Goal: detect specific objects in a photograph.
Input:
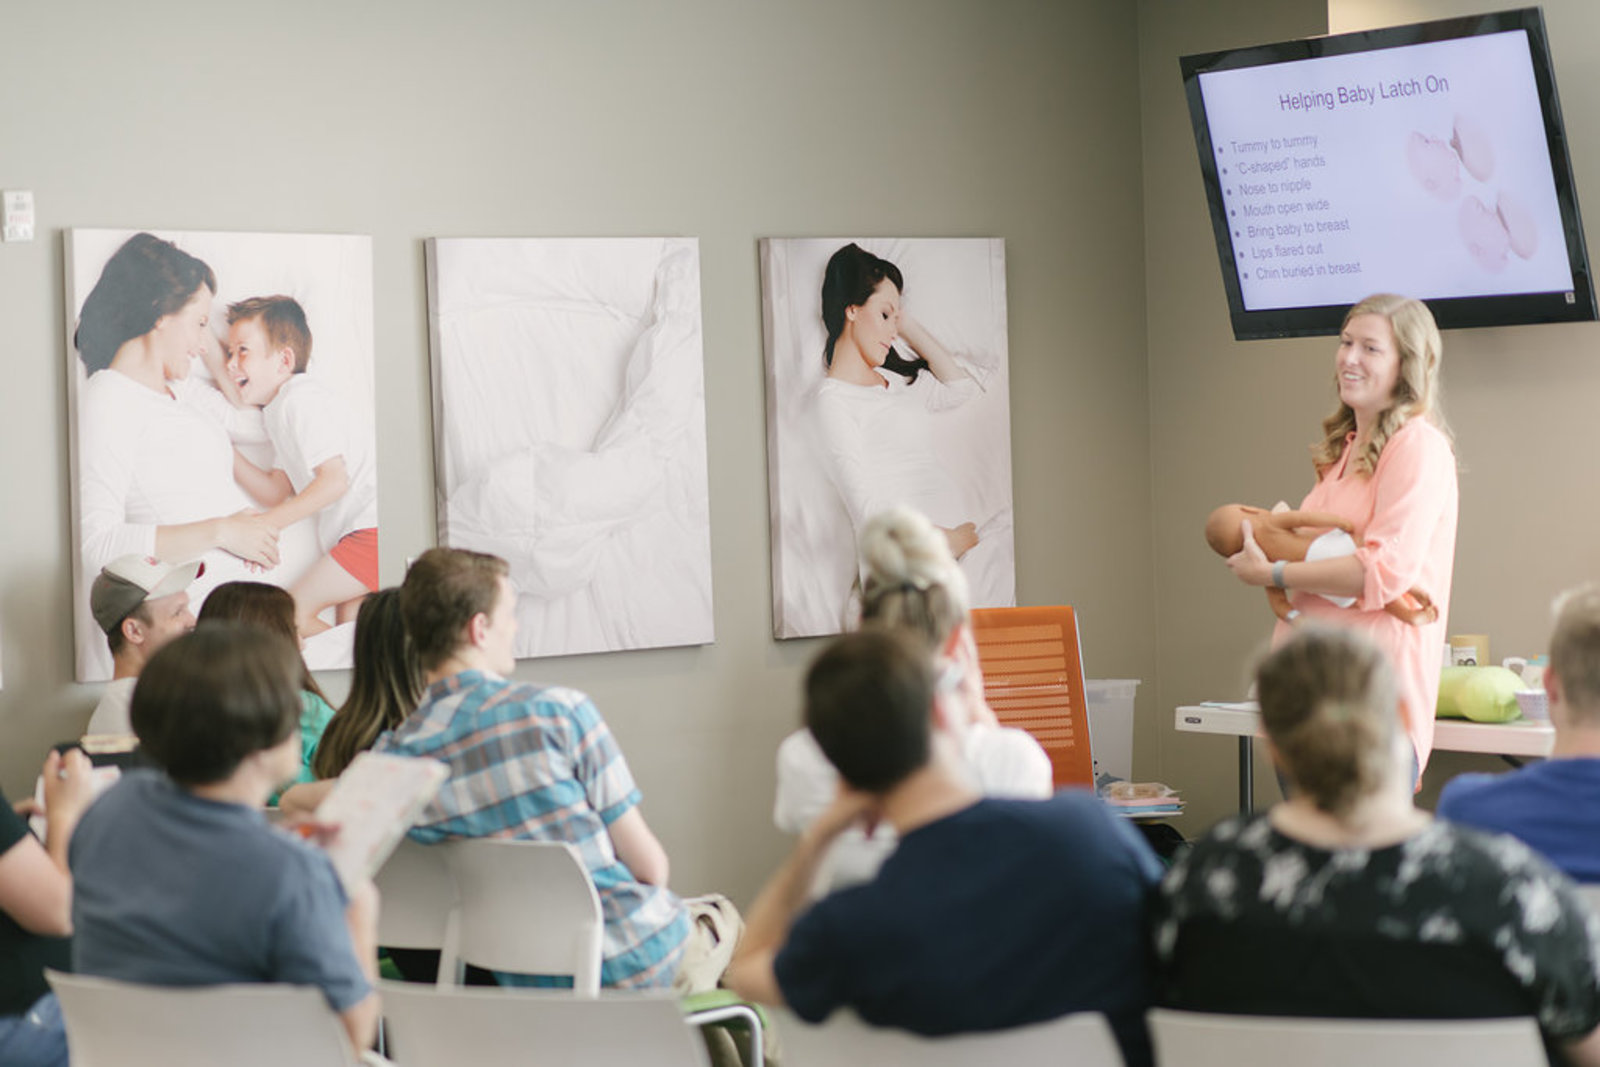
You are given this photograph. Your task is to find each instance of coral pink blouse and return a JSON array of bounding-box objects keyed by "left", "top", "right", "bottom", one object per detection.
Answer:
[{"left": 1271, "top": 417, "right": 1459, "bottom": 774}]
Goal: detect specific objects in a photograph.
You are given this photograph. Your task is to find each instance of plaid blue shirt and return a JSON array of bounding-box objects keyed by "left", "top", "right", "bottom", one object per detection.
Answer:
[{"left": 374, "top": 670, "right": 688, "bottom": 988}]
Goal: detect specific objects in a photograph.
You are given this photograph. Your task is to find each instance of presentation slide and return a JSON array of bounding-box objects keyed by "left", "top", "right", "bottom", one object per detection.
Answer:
[{"left": 1199, "top": 30, "right": 1573, "bottom": 311}]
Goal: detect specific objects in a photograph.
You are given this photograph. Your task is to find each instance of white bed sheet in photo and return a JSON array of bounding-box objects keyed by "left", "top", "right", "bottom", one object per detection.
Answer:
[
  {"left": 761, "top": 238, "right": 1016, "bottom": 639},
  {"left": 67, "top": 229, "right": 375, "bottom": 681},
  {"left": 429, "top": 237, "right": 714, "bottom": 658}
]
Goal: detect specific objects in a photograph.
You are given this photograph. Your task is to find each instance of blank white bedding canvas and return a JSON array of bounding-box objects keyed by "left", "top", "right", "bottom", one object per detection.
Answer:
[
  {"left": 426, "top": 237, "right": 714, "bottom": 658},
  {"left": 761, "top": 238, "right": 1016, "bottom": 639}
]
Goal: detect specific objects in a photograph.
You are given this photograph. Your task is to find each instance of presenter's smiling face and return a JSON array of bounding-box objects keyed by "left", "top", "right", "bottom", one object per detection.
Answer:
[
  {"left": 846, "top": 279, "right": 902, "bottom": 367},
  {"left": 1336, "top": 312, "right": 1400, "bottom": 424},
  {"left": 156, "top": 285, "right": 214, "bottom": 381}
]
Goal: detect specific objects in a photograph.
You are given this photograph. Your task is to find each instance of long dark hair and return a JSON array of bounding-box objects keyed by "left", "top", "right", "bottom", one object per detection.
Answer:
[
  {"left": 74, "top": 233, "right": 217, "bottom": 374},
  {"left": 312, "top": 588, "right": 423, "bottom": 779},
  {"left": 197, "top": 581, "right": 329, "bottom": 704},
  {"left": 821, "top": 243, "right": 927, "bottom": 384}
]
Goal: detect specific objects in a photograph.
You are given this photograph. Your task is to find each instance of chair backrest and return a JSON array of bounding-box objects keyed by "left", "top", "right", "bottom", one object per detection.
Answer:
[
  {"left": 445, "top": 838, "right": 604, "bottom": 995},
  {"left": 374, "top": 837, "right": 460, "bottom": 952},
  {"left": 775, "top": 1007, "right": 1121, "bottom": 1067},
  {"left": 969, "top": 605, "right": 1094, "bottom": 788},
  {"left": 1148, "top": 1008, "right": 1546, "bottom": 1067},
  {"left": 379, "top": 980, "right": 708, "bottom": 1067},
  {"left": 47, "top": 969, "right": 356, "bottom": 1067}
]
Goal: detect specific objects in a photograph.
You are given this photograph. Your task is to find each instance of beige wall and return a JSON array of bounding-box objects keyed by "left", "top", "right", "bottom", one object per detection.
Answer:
[
  {"left": 1139, "top": 0, "right": 1331, "bottom": 829},
  {"left": 0, "top": 0, "right": 1153, "bottom": 903},
  {"left": 1144, "top": 0, "right": 1600, "bottom": 825}
]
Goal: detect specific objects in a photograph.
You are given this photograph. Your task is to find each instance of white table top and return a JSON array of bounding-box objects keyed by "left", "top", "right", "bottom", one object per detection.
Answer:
[{"left": 1175, "top": 703, "right": 1555, "bottom": 758}]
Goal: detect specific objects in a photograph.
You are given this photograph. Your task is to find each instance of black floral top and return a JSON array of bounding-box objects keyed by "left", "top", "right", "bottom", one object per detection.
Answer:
[{"left": 1154, "top": 814, "right": 1600, "bottom": 1045}]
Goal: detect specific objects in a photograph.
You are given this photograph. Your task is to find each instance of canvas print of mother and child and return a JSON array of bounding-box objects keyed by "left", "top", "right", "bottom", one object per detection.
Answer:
[
  {"left": 65, "top": 229, "right": 377, "bottom": 682},
  {"left": 761, "top": 237, "right": 1017, "bottom": 638}
]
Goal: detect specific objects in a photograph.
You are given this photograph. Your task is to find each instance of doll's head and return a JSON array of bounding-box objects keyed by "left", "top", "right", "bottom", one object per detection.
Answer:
[{"left": 1205, "top": 503, "right": 1268, "bottom": 557}]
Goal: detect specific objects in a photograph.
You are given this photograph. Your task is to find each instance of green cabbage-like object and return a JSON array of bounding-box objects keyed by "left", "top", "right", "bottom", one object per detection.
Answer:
[{"left": 1436, "top": 665, "right": 1523, "bottom": 723}]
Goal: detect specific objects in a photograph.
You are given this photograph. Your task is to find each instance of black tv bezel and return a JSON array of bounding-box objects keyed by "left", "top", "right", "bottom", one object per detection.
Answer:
[{"left": 1180, "top": 7, "right": 1595, "bottom": 340}]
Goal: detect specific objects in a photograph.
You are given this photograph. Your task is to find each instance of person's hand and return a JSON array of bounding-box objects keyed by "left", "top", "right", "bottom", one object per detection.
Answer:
[
  {"left": 942, "top": 522, "right": 979, "bottom": 560},
  {"left": 217, "top": 511, "right": 280, "bottom": 568},
  {"left": 808, "top": 787, "right": 882, "bottom": 845},
  {"left": 1225, "top": 519, "right": 1273, "bottom": 587},
  {"left": 41, "top": 748, "right": 97, "bottom": 825}
]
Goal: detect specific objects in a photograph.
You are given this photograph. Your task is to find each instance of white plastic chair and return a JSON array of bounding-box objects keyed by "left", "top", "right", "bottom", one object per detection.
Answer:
[
  {"left": 379, "top": 980, "right": 708, "bottom": 1067},
  {"left": 444, "top": 838, "right": 603, "bottom": 994},
  {"left": 443, "top": 838, "right": 763, "bottom": 1065},
  {"left": 1148, "top": 1008, "right": 1546, "bottom": 1067},
  {"left": 775, "top": 1007, "right": 1122, "bottom": 1067},
  {"left": 47, "top": 969, "right": 362, "bottom": 1067},
  {"left": 374, "top": 837, "right": 461, "bottom": 987}
]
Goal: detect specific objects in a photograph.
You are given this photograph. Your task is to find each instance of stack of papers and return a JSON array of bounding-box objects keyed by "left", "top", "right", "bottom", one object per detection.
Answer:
[{"left": 1100, "top": 780, "right": 1184, "bottom": 817}]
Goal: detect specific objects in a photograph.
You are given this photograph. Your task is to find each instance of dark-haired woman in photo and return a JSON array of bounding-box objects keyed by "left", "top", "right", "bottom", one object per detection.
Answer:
[
  {"left": 198, "top": 581, "right": 334, "bottom": 789},
  {"left": 74, "top": 233, "right": 279, "bottom": 672},
  {"left": 1154, "top": 627, "right": 1600, "bottom": 1065},
  {"left": 812, "top": 243, "right": 984, "bottom": 566},
  {"left": 278, "top": 588, "right": 424, "bottom": 817}
]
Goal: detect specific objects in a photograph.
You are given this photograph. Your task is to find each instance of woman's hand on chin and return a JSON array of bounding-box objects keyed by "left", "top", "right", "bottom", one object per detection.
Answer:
[
  {"left": 217, "top": 510, "right": 280, "bottom": 568},
  {"left": 941, "top": 522, "right": 979, "bottom": 559}
]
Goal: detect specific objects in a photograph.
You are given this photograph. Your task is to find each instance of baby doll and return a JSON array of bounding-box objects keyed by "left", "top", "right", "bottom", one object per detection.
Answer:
[{"left": 1206, "top": 503, "right": 1437, "bottom": 625}]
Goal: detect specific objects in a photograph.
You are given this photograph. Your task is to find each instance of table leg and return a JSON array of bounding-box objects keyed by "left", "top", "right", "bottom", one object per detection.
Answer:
[{"left": 1238, "top": 735, "right": 1254, "bottom": 813}]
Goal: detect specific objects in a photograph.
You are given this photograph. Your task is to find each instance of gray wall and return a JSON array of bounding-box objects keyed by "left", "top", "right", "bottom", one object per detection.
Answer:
[
  {"left": 0, "top": 0, "right": 1153, "bottom": 903},
  {"left": 1139, "top": 0, "right": 1331, "bottom": 829}
]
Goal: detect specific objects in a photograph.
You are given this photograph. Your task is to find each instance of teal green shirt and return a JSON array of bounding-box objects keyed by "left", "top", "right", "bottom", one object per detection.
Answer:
[
  {"left": 267, "top": 689, "right": 337, "bottom": 806},
  {"left": 294, "top": 690, "right": 336, "bottom": 787}
]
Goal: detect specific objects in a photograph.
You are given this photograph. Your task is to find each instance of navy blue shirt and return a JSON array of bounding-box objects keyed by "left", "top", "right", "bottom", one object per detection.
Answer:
[
  {"left": 773, "top": 793, "right": 1161, "bottom": 1066},
  {"left": 69, "top": 771, "right": 370, "bottom": 1013},
  {"left": 0, "top": 781, "right": 70, "bottom": 1016},
  {"left": 1439, "top": 758, "right": 1600, "bottom": 883}
]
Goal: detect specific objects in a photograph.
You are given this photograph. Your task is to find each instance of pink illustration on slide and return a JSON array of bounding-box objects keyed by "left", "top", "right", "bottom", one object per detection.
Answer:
[
  {"left": 1406, "top": 132, "right": 1461, "bottom": 201},
  {"left": 1451, "top": 114, "right": 1496, "bottom": 183},
  {"left": 1498, "top": 189, "right": 1539, "bottom": 260},
  {"left": 1407, "top": 113, "right": 1538, "bottom": 271},
  {"left": 1459, "top": 195, "right": 1510, "bottom": 272}
]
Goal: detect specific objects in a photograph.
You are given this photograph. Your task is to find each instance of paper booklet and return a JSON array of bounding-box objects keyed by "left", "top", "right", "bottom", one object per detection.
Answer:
[
  {"left": 29, "top": 765, "right": 122, "bottom": 844},
  {"left": 312, "top": 752, "right": 450, "bottom": 892}
]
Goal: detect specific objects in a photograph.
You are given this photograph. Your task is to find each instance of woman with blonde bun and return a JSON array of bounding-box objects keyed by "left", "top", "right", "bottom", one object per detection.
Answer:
[
  {"left": 773, "top": 506, "right": 1051, "bottom": 895},
  {"left": 1154, "top": 627, "right": 1600, "bottom": 1061}
]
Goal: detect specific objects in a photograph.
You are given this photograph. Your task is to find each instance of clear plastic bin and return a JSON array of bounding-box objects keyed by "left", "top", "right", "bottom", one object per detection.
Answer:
[{"left": 1085, "top": 679, "right": 1140, "bottom": 781}]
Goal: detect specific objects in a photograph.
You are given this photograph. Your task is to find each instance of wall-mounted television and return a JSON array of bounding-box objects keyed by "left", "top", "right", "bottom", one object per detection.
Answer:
[{"left": 1181, "top": 7, "right": 1594, "bottom": 340}]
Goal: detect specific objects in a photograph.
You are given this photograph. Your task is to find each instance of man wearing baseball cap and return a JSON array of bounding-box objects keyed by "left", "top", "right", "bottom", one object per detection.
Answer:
[{"left": 84, "top": 555, "right": 202, "bottom": 736}]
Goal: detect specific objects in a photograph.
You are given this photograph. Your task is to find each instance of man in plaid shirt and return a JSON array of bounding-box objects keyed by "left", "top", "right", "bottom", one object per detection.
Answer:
[{"left": 376, "top": 547, "right": 737, "bottom": 990}]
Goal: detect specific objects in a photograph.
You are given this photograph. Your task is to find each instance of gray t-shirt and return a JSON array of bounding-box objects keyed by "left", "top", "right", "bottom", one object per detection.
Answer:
[{"left": 68, "top": 770, "right": 369, "bottom": 1012}]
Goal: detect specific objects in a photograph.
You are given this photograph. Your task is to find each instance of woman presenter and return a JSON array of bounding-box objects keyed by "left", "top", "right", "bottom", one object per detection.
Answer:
[{"left": 1225, "top": 293, "right": 1457, "bottom": 781}]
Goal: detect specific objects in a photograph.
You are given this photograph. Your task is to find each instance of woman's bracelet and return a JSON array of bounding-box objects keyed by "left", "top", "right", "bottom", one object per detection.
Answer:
[{"left": 1271, "top": 560, "right": 1288, "bottom": 589}]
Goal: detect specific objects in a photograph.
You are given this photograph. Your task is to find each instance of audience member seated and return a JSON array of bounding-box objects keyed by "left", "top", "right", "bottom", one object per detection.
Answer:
[
  {"left": 68, "top": 623, "right": 381, "bottom": 1053},
  {"left": 773, "top": 506, "right": 1051, "bottom": 892},
  {"left": 0, "top": 749, "right": 94, "bottom": 1067},
  {"left": 1154, "top": 626, "right": 1600, "bottom": 1066},
  {"left": 1440, "top": 583, "right": 1600, "bottom": 883},
  {"left": 84, "top": 554, "right": 199, "bottom": 736},
  {"left": 728, "top": 629, "right": 1160, "bottom": 1067},
  {"left": 278, "top": 587, "right": 423, "bottom": 818},
  {"left": 373, "top": 548, "right": 739, "bottom": 992},
  {"left": 198, "top": 581, "right": 336, "bottom": 788}
]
